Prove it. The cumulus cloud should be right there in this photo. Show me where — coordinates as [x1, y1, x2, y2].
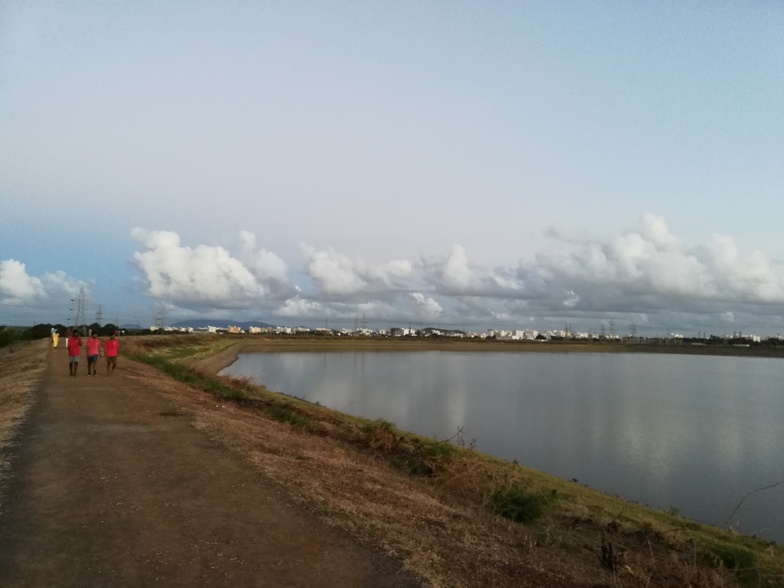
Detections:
[409, 292, 443, 321]
[10, 216, 783, 334]
[301, 244, 412, 296]
[122, 217, 784, 333]
[275, 296, 324, 318]
[0, 260, 45, 303]
[537, 214, 784, 306]
[238, 231, 289, 287]
[421, 245, 482, 294]
[0, 259, 82, 306]
[131, 228, 293, 309]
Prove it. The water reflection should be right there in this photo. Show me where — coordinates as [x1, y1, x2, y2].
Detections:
[221, 351, 784, 542]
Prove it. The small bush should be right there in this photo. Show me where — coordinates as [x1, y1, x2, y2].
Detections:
[703, 543, 757, 572]
[422, 441, 458, 459]
[0, 326, 30, 349]
[489, 484, 549, 524]
[392, 455, 432, 476]
[268, 405, 309, 427]
[361, 419, 400, 452]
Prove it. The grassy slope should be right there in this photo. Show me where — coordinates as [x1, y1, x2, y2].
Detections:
[126, 335, 784, 587]
[0, 340, 48, 518]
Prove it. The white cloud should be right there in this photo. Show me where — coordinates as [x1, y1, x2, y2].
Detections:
[422, 245, 481, 294]
[9, 216, 770, 333]
[301, 244, 412, 296]
[0, 259, 82, 306]
[409, 292, 443, 321]
[275, 296, 324, 318]
[0, 260, 45, 303]
[537, 215, 784, 305]
[238, 231, 289, 286]
[131, 228, 293, 309]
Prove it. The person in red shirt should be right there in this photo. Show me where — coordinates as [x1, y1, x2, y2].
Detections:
[67, 330, 82, 376]
[104, 332, 120, 376]
[86, 332, 101, 376]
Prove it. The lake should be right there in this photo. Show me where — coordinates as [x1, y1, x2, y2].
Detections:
[220, 350, 784, 542]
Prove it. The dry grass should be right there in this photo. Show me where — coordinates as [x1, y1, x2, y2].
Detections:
[0, 339, 48, 514]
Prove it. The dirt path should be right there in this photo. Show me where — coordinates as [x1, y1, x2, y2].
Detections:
[0, 347, 419, 587]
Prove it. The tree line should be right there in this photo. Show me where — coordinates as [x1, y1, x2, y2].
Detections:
[0, 323, 126, 349]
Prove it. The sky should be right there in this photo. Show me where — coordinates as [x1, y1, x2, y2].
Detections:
[1, 1, 783, 335]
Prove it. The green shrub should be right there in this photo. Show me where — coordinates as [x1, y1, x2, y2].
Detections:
[703, 543, 757, 572]
[422, 441, 458, 459]
[391, 455, 432, 476]
[0, 326, 30, 349]
[268, 405, 309, 427]
[489, 484, 549, 524]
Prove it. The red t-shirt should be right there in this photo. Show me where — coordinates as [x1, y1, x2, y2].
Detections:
[105, 339, 119, 357]
[86, 337, 101, 356]
[67, 336, 82, 357]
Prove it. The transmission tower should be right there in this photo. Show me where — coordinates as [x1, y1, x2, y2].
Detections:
[154, 306, 167, 330]
[95, 304, 103, 326]
[71, 285, 87, 332]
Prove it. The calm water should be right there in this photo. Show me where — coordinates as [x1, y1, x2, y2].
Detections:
[221, 351, 784, 542]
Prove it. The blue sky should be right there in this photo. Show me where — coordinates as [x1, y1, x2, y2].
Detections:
[2, 1, 783, 334]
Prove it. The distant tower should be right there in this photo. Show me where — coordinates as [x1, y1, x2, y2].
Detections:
[95, 304, 103, 326]
[71, 284, 87, 332]
[608, 319, 616, 339]
[154, 306, 167, 330]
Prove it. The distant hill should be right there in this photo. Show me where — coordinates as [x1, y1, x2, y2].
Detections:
[170, 319, 277, 330]
[170, 319, 276, 330]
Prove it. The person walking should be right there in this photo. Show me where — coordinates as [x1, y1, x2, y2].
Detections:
[67, 330, 82, 376]
[86, 332, 101, 376]
[51, 328, 59, 348]
[104, 332, 120, 376]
